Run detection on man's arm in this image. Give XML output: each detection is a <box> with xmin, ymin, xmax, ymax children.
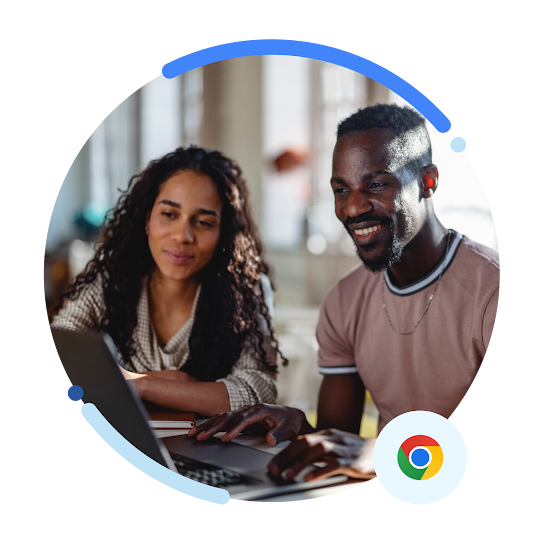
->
<box><xmin>187</xmin><ymin>373</ymin><xmax>376</xmax><ymax>481</ymax></box>
<box><xmin>316</xmin><ymin>374</ymin><xmax>365</xmax><ymax>433</ymax></box>
<box><xmin>265</xmin><ymin>373</ymin><xmax>374</xmax><ymax>482</ymax></box>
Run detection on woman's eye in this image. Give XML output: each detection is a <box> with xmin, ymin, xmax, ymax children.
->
<box><xmin>198</xmin><ymin>220</ymin><xmax>213</xmax><ymax>227</ymax></box>
<box><xmin>161</xmin><ymin>211</ymin><xmax>175</xmax><ymax>218</ymax></box>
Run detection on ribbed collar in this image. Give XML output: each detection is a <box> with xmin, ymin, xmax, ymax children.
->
<box><xmin>384</xmin><ymin>230</ymin><xmax>464</xmax><ymax>297</ymax></box>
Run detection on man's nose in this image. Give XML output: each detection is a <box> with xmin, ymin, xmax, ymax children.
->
<box><xmin>345</xmin><ymin>190</ymin><xmax>372</xmax><ymax>219</ymax></box>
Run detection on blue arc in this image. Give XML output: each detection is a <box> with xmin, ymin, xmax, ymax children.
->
<box><xmin>162</xmin><ymin>39</ymin><xmax>451</xmax><ymax>133</ymax></box>
<box><xmin>81</xmin><ymin>403</ymin><xmax>229</xmax><ymax>504</ymax></box>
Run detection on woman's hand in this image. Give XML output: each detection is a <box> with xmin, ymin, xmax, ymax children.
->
<box><xmin>188</xmin><ymin>403</ymin><xmax>308</xmax><ymax>446</ymax></box>
<box><xmin>119</xmin><ymin>367</ymin><xmax>197</xmax><ymax>388</ymax></box>
<box><xmin>119</xmin><ymin>366</ymin><xmax>147</xmax><ymax>396</ymax></box>
<box><xmin>119</xmin><ymin>366</ymin><xmax>142</xmax><ymax>381</ymax></box>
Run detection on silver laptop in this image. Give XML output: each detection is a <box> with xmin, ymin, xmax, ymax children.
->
<box><xmin>51</xmin><ymin>328</ymin><xmax>348</xmax><ymax>500</ymax></box>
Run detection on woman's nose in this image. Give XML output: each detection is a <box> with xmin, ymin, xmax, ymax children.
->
<box><xmin>172</xmin><ymin>220</ymin><xmax>194</xmax><ymax>243</ymax></box>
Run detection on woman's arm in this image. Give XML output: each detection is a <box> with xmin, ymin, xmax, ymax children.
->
<box><xmin>121</xmin><ymin>368</ymin><xmax>231</xmax><ymax>416</ymax></box>
<box><xmin>51</xmin><ymin>278</ymin><xmax>104</xmax><ymax>332</ymax></box>
<box><xmin>215</xmin><ymin>273</ymin><xmax>279</xmax><ymax>410</ymax></box>
<box><xmin>122</xmin><ymin>274</ymin><xmax>278</xmax><ymax>416</ymax></box>
<box><xmin>216</xmin><ymin>337</ymin><xmax>278</xmax><ymax>411</ymax></box>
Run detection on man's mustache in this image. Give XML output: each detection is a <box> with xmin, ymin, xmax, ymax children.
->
<box><xmin>343</xmin><ymin>213</ymin><xmax>391</xmax><ymax>228</ymax></box>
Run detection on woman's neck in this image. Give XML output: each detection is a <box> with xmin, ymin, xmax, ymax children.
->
<box><xmin>148</xmin><ymin>270</ymin><xmax>200</xmax><ymax>316</ymax></box>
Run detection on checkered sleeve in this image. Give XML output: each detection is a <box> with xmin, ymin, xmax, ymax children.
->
<box><xmin>51</xmin><ymin>279</ymin><xmax>105</xmax><ymax>332</ymax></box>
<box><xmin>217</xmin><ymin>342</ymin><xmax>278</xmax><ymax>410</ymax></box>
<box><xmin>216</xmin><ymin>274</ymin><xmax>278</xmax><ymax>410</ymax></box>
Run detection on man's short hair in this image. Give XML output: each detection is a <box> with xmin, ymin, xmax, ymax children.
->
<box><xmin>337</xmin><ymin>104</ymin><xmax>432</xmax><ymax>181</ymax></box>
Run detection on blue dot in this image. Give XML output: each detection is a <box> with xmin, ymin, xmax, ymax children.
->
<box><xmin>451</xmin><ymin>137</ymin><xmax>466</xmax><ymax>153</ymax></box>
<box><xmin>412</xmin><ymin>448</ymin><xmax>430</xmax><ymax>467</ymax></box>
<box><xmin>68</xmin><ymin>385</ymin><xmax>84</xmax><ymax>401</ymax></box>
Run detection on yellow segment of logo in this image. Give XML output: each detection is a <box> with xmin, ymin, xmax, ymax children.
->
<box><xmin>421</xmin><ymin>446</ymin><xmax>443</xmax><ymax>479</ymax></box>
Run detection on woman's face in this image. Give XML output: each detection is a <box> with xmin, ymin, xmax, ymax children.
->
<box><xmin>146</xmin><ymin>170</ymin><xmax>223</xmax><ymax>283</ymax></box>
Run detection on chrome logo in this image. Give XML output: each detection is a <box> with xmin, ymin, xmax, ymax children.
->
<box><xmin>398</xmin><ymin>435</ymin><xmax>443</xmax><ymax>480</ymax></box>
<box><xmin>375</xmin><ymin>412</ymin><xmax>466</xmax><ymax>503</ymax></box>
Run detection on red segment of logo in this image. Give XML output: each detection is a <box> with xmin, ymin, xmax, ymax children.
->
<box><xmin>401</xmin><ymin>435</ymin><xmax>440</xmax><ymax>457</ymax></box>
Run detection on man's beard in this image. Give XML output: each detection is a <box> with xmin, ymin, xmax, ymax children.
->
<box><xmin>344</xmin><ymin>218</ymin><xmax>404</xmax><ymax>273</ymax></box>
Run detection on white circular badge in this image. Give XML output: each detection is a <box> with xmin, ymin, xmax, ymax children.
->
<box><xmin>374</xmin><ymin>411</ymin><xmax>467</xmax><ymax>504</ymax></box>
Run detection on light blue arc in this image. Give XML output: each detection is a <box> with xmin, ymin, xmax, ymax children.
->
<box><xmin>162</xmin><ymin>39</ymin><xmax>451</xmax><ymax>133</ymax></box>
<box><xmin>81</xmin><ymin>403</ymin><xmax>229</xmax><ymax>504</ymax></box>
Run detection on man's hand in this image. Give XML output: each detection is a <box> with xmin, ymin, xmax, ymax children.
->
<box><xmin>188</xmin><ymin>404</ymin><xmax>308</xmax><ymax>446</ymax></box>
<box><xmin>267</xmin><ymin>429</ymin><xmax>376</xmax><ymax>481</ymax></box>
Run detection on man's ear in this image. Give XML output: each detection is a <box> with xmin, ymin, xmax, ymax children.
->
<box><xmin>420</xmin><ymin>165</ymin><xmax>439</xmax><ymax>198</ymax></box>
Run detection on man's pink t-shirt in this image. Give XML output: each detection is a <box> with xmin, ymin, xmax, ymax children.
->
<box><xmin>316</xmin><ymin>232</ymin><xmax>499</xmax><ymax>433</ymax></box>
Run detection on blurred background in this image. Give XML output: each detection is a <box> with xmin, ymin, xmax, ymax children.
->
<box><xmin>45</xmin><ymin>56</ymin><xmax>497</xmax><ymax>436</ymax></box>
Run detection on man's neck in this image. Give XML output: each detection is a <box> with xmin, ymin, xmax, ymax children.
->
<box><xmin>387</xmin><ymin>220</ymin><xmax>449</xmax><ymax>288</ymax></box>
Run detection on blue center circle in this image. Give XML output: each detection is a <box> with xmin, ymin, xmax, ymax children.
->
<box><xmin>411</xmin><ymin>448</ymin><xmax>430</xmax><ymax>468</ymax></box>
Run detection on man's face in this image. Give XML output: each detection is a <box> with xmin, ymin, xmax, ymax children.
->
<box><xmin>331</xmin><ymin>129</ymin><xmax>425</xmax><ymax>272</ymax></box>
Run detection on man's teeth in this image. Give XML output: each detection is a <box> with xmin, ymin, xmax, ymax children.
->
<box><xmin>355</xmin><ymin>225</ymin><xmax>383</xmax><ymax>236</ymax></box>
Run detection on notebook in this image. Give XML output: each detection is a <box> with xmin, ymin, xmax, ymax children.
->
<box><xmin>144</xmin><ymin>401</ymin><xmax>196</xmax><ymax>429</ymax></box>
<box><xmin>51</xmin><ymin>327</ymin><xmax>351</xmax><ymax>500</ymax></box>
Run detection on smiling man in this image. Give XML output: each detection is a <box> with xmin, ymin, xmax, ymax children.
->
<box><xmin>190</xmin><ymin>104</ymin><xmax>499</xmax><ymax>482</ymax></box>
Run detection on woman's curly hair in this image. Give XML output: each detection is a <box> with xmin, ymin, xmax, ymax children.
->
<box><xmin>50</xmin><ymin>146</ymin><xmax>284</xmax><ymax>380</ymax></box>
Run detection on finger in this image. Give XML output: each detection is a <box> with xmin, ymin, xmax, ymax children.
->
<box><xmin>221</xmin><ymin>409</ymin><xmax>274</xmax><ymax>441</ymax></box>
<box><xmin>304</xmin><ymin>459</ymin><xmax>342</xmax><ymax>482</ymax></box>
<box><xmin>187</xmin><ymin>414</ymin><xmax>221</xmax><ymax>436</ymax></box>
<box><xmin>307</xmin><ymin>457</ymin><xmax>376</xmax><ymax>481</ymax></box>
<box><xmin>266</xmin><ymin>420</ymin><xmax>299</xmax><ymax>446</ymax></box>
<box><xmin>282</xmin><ymin>442</ymin><xmax>333</xmax><ymax>480</ymax></box>
<box><xmin>268</xmin><ymin>436</ymin><xmax>326</xmax><ymax>477</ymax></box>
<box><xmin>189</xmin><ymin>413</ymin><xmax>230</xmax><ymax>439</ymax></box>
<box><xmin>267</xmin><ymin>438</ymin><xmax>308</xmax><ymax>475</ymax></box>
<box><xmin>193</xmin><ymin>406</ymin><xmax>272</xmax><ymax>441</ymax></box>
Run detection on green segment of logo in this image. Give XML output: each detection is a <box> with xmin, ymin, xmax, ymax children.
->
<box><xmin>397</xmin><ymin>448</ymin><xmax>426</xmax><ymax>480</ymax></box>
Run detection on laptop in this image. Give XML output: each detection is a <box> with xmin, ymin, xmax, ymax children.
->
<box><xmin>51</xmin><ymin>328</ymin><xmax>348</xmax><ymax>500</ymax></box>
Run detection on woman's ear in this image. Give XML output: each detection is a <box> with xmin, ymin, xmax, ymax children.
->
<box><xmin>145</xmin><ymin>213</ymin><xmax>150</xmax><ymax>235</ymax></box>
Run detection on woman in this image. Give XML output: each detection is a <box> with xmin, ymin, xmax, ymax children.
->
<box><xmin>51</xmin><ymin>146</ymin><xmax>281</xmax><ymax>416</ymax></box>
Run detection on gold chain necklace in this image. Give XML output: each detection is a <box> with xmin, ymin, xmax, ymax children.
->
<box><xmin>381</xmin><ymin>230</ymin><xmax>452</xmax><ymax>335</ymax></box>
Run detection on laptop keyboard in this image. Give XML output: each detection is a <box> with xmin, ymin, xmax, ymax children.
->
<box><xmin>170</xmin><ymin>452</ymin><xmax>258</xmax><ymax>489</ymax></box>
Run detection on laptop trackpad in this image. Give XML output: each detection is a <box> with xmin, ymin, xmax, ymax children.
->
<box><xmin>163</xmin><ymin>435</ymin><xmax>272</xmax><ymax>474</ymax></box>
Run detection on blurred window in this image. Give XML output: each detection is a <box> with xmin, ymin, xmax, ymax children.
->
<box><xmin>262</xmin><ymin>56</ymin><xmax>311</xmax><ymax>249</ymax></box>
<box><xmin>89</xmin><ymin>69</ymin><xmax>203</xmax><ymax>218</ymax></box>
<box><xmin>308</xmin><ymin>60</ymin><xmax>369</xmax><ymax>255</ymax></box>
<box><xmin>389</xmin><ymin>92</ymin><xmax>497</xmax><ymax>250</ymax></box>
<box><xmin>263</xmin><ymin>56</ymin><xmax>498</xmax><ymax>255</ymax></box>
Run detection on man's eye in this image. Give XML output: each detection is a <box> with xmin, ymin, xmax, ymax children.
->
<box><xmin>334</xmin><ymin>187</ymin><xmax>348</xmax><ymax>195</ymax></box>
<box><xmin>368</xmin><ymin>182</ymin><xmax>383</xmax><ymax>189</ymax></box>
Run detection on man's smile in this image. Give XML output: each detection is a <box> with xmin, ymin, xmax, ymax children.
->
<box><xmin>350</xmin><ymin>224</ymin><xmax>385</xmax><ymax>245</ymax></box>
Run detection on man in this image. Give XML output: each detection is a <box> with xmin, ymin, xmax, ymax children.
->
<box><xmin>188</xmin><ymin>104</ymin><xmax>499</xmax><ymax>482</ymax></box>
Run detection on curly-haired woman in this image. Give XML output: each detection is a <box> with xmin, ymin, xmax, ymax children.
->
<box><xmin>51</xmin><ymin>147</ymin><xmax>282</xmax><ymax>416</ymax></box>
